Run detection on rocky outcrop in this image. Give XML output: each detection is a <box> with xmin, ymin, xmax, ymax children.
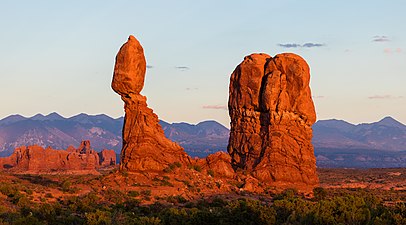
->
<box><xmin>99</xmin><ymin>149</ymin><xmax>117</xmax><ymax>167</ymax></box>
<box><xmin>0</xmin><ymin>141</ymin><xmax>115</xmax><ymax>173</ymax></box>
<box><xmin>196</xmin><ymin>152</ymin><xmax>235</xmax><ymax>178</ymax></box>
<box><xmin>112</xmin><ymin>35</ymin><xmax>190</xmax><ymax>172</ymax></box>
<box><xmin>228</xmin><ymin>53</ymin><xmax>318</xmax><ymax>187</ymax></box>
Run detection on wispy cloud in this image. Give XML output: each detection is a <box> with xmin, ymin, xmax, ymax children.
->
<box><xmin>368</xmin><ymin>95</ymin><xmax>403</xmax><ymax>100</ymax></box>
<box><xmin>302</xmin><ymin>43</ymin><xmax>325</xmax><ymax>48</ymax></box>
<box><xmin>373</xmin><ymin>35</ymin><xmax>390</xmax><ymax>42</ymax></box>
<box><xmin>175</xmin><ymin>66</ymin><xmax>190</xmax><ymax>71</ymax></box>
<box><xmin>186</xmin><ymin>87</ymin><xmax>199</xmax><ymax>91</ymax></box>
<box><xmin>202</xmin><ymin>105</ymin><xmax>227</xmax><ymax>110</ymax></box>
<box><xmin>146</xmin><ymin>65</ymin><xmax>154</xmax><ymax>69</ymax></box>
<box><xmin>277</xmin><ymin>43</ymin><xmax>301</xmax><ymax>48</ymax></box>
<box><xmin>278</xmin><ymin>42</ymin><xmax>325</xmax><ymax>48</ymax></box>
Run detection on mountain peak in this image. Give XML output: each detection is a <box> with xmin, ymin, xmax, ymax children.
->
<box><xmin>46</xmin><ymin>112</ymin><xmax>65</xmax><ymax>120</ymax></box>
<box><xmin>377</xmin><ymin>116</ymin><xmax>405</xmax><ymax>128</ymax></box>
<box><xmin>0</xmin><ymin>114</ymin><xmax>27</xmax><ymax>125</ymax></box>
<box><xmin>197</xmin><ymin>120</ymin><xmax>228</xmax><ymax>130</ymax></box>
<box><xmin>31</xmin><ymin>113</ymin><xmax>46</xmax><ymax>120</ymax></box>
<box><xmin>30</xmin><ymin>112</ymin><xmax>65</xmax><ymax>121</ymax></box>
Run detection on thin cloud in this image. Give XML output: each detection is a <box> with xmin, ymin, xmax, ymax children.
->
<box><xmin>278</xmin><ymin>43</ymin><xmax>325</xmax><ymax>48</ymax></box>
<box><xmin>146</xmin><ymin>65</ymin><xmax>154</xmax><ymax>69</ymax></box>
<box><xmin>186</xmin><ymin>87</ymin><xmax>199</xmax><ymax>91</ymax></box>
<box><xmin>368</xmin><ymin>95</ymin><xmax>403</xmax><ymax>100</ymax></box>
<box><xmin>302</xmin><ymin>43</ymin><xmax>325</xmax><ymax>48</ymax></box>
<box><xmin>202</xmin><ymin>105</ymin><xmax>227</xmax><ymax>110</ymax></box>
<box><xmin>278</xmin><ymin>43</ymin><xmax>301</xmax><ymax>48</ymax></box>
<box><xmin>373</xmin><ymin>35</ymin><xmax>390</xmax><ymax>42</ymax></box>
<box><xmin>175</xmin><ymin>66</ymin><xmax>190</xmax><ymax>71</ymax></box>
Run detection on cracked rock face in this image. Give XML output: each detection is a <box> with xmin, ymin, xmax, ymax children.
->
<box><xmin>112</xmin><ymin>36</ymin><xmax>190</xmax><ymax>172</ymax></box>
<box><xmin>228</xmin><ymin>53</ymin><xmax>318</xmax><ymax>186</ymax></box>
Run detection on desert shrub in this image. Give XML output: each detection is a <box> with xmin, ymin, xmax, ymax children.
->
<box><xmin>103</xmin><ymin>188</ymin><xmax>126</xmax><ymax>204</ymax></box>
<box><xmin>189</xmin><ymin>165</ymin><xmax>202</xmax><ymax>172</ymax></box>
<box><xmin>60</xmin><ymin>180</ymin><xmax>72</xmax><ymax>193</ymax></box>
<box><xmin>121</xmin><ymin>170</ymin><xmax>129</xmax><ymax>177</ymax></box>
<box><xmin>141</xmin><ymin>190</ymin><xmax>152</xmax><ymax>197</ymax></box>
<box><xmin>166</xmin><ymin>195</ymin><xmax>187</xmax><ymax>204</ymax></box>
<box><xmin>135</xmin><ymin>216</ymin><xmax>162</xmax><ymax>225</ymax></box>
<box><xmin>85</xmin><ymin>209</ymin><xmax>112</xmax><ymax>225</ymax></box>
<box><xmin>23</xmin><ymin>188</ymin><xmax>33</xmax><ymax>195</ymax></box>
<box><xmin>128</xmin><ymin>190</ymin><xmax>140</xmax><ymax>197</ymax></box>
<box><xmin>163</xmin><ymin>162</ymin><xmax>182</xmax><ymax>173</ymax></box>
<box><xmin>272</xmin><ymin>188</ymin><xmax>298</xmax><ymax>201</ymax></box>
<box><xmin>313</xmin><ymin>187</ymin><xmax>327</xmax><ymax>201</ymax></box>
<box><xmin>44</xmin><ymin>193</ymin><xmax>53</xmax><ymax>198</ymax></box>
<box><xmin>0</xmin><ymin>183</ymin><xmax>18</xmax><ymax>197</ymax></box>
<box><xmin>12</xmin><ymin>216</ymin><xmax>43</xmax><ymax>225</ymax></box>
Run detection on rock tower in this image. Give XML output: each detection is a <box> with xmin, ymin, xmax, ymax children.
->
<box><xmin>228</xmin><ymin>53</ymin><xmax>318</xmax><ymax>187</ymax></box>
<box><xmin>112</xmin><ymin>36</ymin><xmax>190</xmax><ymax>172</ymax></box>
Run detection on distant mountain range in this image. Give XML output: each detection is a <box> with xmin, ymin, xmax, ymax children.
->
<box><xmin>313</xmin><ymin>117</ymin><xmax>406</xmax><ymax>168</ymax></box>
<box><xmin>313</xmin><ymin>116</ymin><xmax>406</xmax><ymax>151</ymax></box>
<box><xmin>0</xmin><ymin>113</ymin><xmax>405</xmax><ymax>168</ymax></box>
<box><xmin>0</xmin><ymin>113</ymin><xmax>123</xmax><ymax>157</ymax></box>
<box><xmin>159</xmin><ymin>120</ymin><xmax>229</xmax><ymax>157</ymax></box>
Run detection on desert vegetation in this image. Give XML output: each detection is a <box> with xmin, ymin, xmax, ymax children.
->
<box><xmin>0</xmin><ymin>169</ymin><xmax>404</xmax><ymax>225</ymax></box>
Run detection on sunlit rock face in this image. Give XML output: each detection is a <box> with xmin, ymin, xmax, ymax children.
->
<box><xmin>0</xmin><ymin>140</ymin><xmax>113</xmax><ymax>174</ymax></box>
<box><xmin>228</xmin><ymin>53</ymin><xmax>319</xmax><ymax>187</ymax></box>
<box><xmin>112</xmin><ymin>36</ymin><xmax>190</xmax><ymax>172</ymax></box>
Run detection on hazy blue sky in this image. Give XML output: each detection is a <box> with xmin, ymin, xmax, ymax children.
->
<box><xmin>1</xmin><ymin>0</ymin><xmax>405</xmax><ymax>126</ymax></box>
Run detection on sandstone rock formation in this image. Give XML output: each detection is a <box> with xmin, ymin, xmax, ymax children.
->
<box><xmin>112</xmin><ymin>35</ymin><xmax>190</xmax><ymax>172</ymax></box>
<box><xmin>99</xmin><ymin>149</ymin><xmax>117</xmax><ymax>167</ymax></box>
<box><xmin>200</xmin><ymin>152</ymin><xmax>234</xmax><ymax>178</ymax></box>
<box><xmin>0</xmin><ymin>140</ymin><xmax>115</xmax><ymax>173</ymax></box>
<box><xmin>228</xmin><ymin>53</ymin><xmax>318</xmax><ymax>187</ymax></box>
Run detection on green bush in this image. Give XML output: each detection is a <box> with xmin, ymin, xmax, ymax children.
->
<box><xmin>128</xmin><ymin>190</ymin><xmax>140</xmax><ymax>197</ymax></box>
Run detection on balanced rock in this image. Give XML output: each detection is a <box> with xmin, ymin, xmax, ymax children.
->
<box><xmin>112</xmin><ymin>35</ymin><xmax>190</xmax><ymax>172</ymax></box>
<box><xmin>228</xmin><ymin>53</ymin><xmax>318</xmax><ymax>187</ymax></box>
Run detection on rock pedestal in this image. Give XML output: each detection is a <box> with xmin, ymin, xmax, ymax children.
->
<box><xmin>112</xmin><ymin>36</ymin><xmax>190</xmax><ymax>172</ymax></box>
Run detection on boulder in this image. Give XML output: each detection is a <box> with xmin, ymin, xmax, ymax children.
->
<box><xmin>203</xmin><ymin>152</ymin><xmax>235</xmax><ymax>178</ymax></box>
